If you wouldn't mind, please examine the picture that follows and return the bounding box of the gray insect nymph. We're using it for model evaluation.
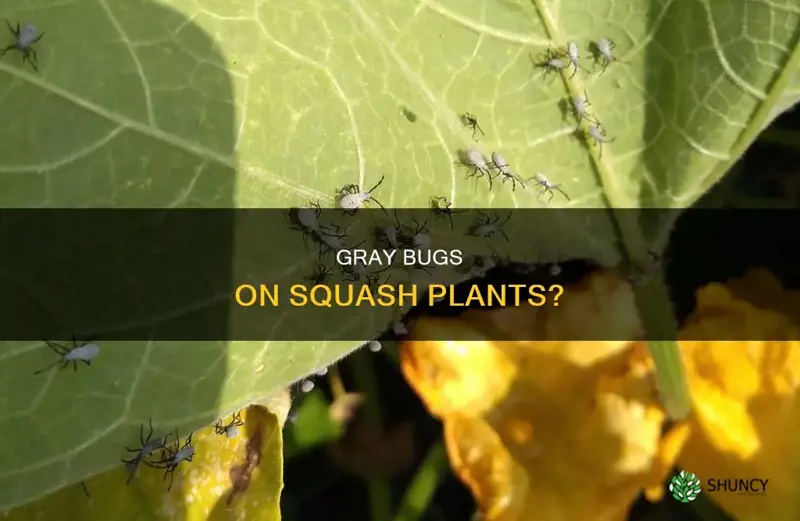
[338,175,387,214]
[571,92,598,127]
[400,217,431,249]
[490,152,527,191]
[150,432,195,491]
[457,146,495,189]
[565,42,585,78]
[591,38,619,74]
[467,211,511,242]
[531,173,570,203]
[214,411,244,439]
[585,124,616,158]
[121,419,168,484]
[532,47,567,81]
[33,336,100,375]
[0,21,44,72]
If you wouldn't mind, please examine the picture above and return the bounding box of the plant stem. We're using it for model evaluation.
[391,442,449,521]
[352,353,393,521]
[634,271,692,419]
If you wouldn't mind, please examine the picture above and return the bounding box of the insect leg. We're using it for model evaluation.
[32,359,62,375]
[555,187,570,201]
[31,32,44,44]
[81,480,91,498]
[568,63,577,79]
[499,230,509,242]
[368,196,388,214]
[0,45,14,59]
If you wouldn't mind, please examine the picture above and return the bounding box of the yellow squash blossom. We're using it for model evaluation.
[401,269,689,521]
[678,268,800,521]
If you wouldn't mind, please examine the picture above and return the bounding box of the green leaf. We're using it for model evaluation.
[0,0,798,511]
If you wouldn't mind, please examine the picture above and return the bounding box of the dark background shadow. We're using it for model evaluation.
[0,0,236,511]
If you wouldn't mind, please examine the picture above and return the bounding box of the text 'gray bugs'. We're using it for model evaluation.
[33,335,100,375]
[0,21,44,72]
[531,173,570,203]
[338,175,387,214]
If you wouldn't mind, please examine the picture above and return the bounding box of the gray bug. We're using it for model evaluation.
[490,152,527,191]
[531,173,569,203]
[33,336,99,375]
[300,379,315,393]
[287,201,343,250]
[214,411,244,439]
[400,218,431,250]
[430,196,460,229]
[306,263,333,285]
[532,48,568,81]
[565,42,586,78]
[0,21,44,72]
[570,92,599,127]
[584,124,616,158]
[375,212,404,249]
[338,175,387,214]
[467,211,511,242]
[314,223,363,260]
[460,112,484,139]
[457,146,495,189]
[151,432,195,491]
[590,38,621,74]
[121,419,168,485]
[367,340,382,352]
[342,260,390,287]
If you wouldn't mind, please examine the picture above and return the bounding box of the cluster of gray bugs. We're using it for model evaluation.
[31,335,245,493]
[533,38,622,158]
[456,145,569,202]
[1,20,44,72]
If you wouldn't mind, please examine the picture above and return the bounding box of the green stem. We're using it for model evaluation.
[526,0,692,420]
[391,442,449,521]
[635,272,692,419]
[352,353,394,521]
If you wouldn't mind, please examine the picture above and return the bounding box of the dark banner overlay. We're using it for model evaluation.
[0,209,796,342]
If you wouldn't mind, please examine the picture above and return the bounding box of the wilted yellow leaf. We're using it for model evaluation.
[401,269,686,521]
[3,404,284,521]
[679,269,800,521]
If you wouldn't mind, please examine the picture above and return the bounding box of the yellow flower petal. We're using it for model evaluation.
[402,269,683,521]
[679,269,800,521]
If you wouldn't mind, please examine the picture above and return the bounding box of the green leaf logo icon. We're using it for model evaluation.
[669,471,702,503]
